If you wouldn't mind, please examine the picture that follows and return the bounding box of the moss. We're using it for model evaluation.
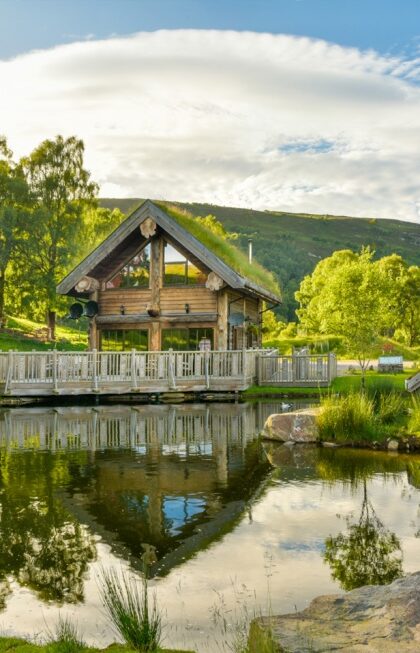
[155,202,280,297]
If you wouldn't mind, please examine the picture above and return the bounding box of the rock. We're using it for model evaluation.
[249,571,420,653]
[263,409,319,443]
[388,439,400,451]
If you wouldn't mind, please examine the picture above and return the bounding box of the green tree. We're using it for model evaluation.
[19,136,98,338]
[295,249,386,384]
[377,254,420,345]
[0,137,31,326]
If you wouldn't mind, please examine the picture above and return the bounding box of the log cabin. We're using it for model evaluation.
[57,200,281,352]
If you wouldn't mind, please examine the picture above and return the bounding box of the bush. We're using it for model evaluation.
[317,393,378,442]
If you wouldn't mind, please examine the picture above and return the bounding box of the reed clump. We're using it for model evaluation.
[47,615,85,653]
[99,567,161,653]
[317,392,378,442]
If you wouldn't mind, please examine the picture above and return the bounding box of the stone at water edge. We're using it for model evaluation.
[263,408,319,443]
[249,571,420,653]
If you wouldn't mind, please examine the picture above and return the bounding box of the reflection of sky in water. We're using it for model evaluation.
[163,496,205,535]
[0,402,418,653]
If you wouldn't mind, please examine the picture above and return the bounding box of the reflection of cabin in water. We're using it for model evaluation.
[57,200,281,351]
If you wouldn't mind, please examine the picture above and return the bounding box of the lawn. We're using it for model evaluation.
[0,316,88,351]
[0,639,194,653]
[243,371,414,397]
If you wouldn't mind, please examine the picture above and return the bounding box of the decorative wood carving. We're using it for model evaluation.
[206,272,224,291]
[140,217,157,239]
[75,276,100,293]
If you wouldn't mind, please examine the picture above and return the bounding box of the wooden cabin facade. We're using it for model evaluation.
[57,201,281,352]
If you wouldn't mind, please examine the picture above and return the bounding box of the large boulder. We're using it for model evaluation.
[249,572,420,652]
[263,408,319,443]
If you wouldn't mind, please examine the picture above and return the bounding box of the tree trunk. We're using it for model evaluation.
[47,310,56,341]
[0,269,5,329]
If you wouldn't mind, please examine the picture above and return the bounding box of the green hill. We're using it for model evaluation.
[100,199,420,320]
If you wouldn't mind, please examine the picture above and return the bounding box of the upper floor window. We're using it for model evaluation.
[164,243,206,286]
[107,244,151,289]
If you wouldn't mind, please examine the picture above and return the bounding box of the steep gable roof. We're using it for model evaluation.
[57,200,281,303]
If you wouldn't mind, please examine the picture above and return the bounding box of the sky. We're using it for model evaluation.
[1,0,420,222]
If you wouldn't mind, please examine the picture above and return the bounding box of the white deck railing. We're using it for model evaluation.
[258,352,337,386]
[0,349,265,394]
[406,372,420,393]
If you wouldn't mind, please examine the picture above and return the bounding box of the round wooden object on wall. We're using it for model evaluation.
[140,217,157,239]
[205,272,224,291]
[74,276,100,293]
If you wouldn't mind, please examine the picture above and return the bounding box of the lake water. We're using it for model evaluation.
[0,401,419,652]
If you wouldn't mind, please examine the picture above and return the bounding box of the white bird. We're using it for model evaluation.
[281,402,292,411]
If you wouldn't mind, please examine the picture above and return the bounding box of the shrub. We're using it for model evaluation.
[99,567,161,652]
[317,393,378,441]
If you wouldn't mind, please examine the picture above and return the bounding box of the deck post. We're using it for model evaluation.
[327,352,331,382]
[168,349,176,389]
[205,350,210,389]
[5,350,13,394]
[131,348,138,389]
[92,349,99,392]
[53,350,58,393]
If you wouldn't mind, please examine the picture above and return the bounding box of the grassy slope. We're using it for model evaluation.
[0,317,88,351]
[100,198,420,320]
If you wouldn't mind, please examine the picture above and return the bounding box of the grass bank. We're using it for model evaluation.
[0,640,194,653]
[244,371,413,398]
[0,317,88,351]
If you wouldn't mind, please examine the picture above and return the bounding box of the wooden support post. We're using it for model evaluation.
[92,349,99,392]
[53,350,58,393]
[149,236,163,351]
[131,348,138,389]
[216,290,228,350]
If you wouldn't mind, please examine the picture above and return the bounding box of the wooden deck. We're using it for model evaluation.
[0,349,337,397]
[0,349,264,396]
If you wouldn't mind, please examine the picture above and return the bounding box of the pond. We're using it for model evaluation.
[0,401,419,652]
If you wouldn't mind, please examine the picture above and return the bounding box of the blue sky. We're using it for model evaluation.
[1,1,420,221]
[1,0,419,60]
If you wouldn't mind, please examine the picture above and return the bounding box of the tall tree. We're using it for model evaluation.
[295,248,386,384]
[20,136,98,338]
[0,137,30,327]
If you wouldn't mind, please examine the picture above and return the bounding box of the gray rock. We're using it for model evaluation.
[249,572,420,652]
[263,409,319,443]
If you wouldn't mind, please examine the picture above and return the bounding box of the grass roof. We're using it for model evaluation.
[155,201,281,297]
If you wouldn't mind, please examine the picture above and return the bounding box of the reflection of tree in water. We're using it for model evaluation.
[0,450,96,609]
[324,479,403,591]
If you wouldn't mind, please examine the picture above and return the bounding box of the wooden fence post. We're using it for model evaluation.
[53,350,58,393]
[131,349,138,389]
[92,349,99,392]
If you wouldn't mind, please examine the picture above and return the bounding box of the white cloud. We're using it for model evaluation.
[1,29,420,222]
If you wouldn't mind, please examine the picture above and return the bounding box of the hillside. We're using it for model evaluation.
[100,199,420,320]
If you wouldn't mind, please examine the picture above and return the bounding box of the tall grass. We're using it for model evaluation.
[317,392,378,441]
[47,615,85,653]
[409,396,420,434]
[99,567,161,652]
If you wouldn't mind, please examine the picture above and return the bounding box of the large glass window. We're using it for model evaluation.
[164,243,206,286]
[107,244,151,289]
[162,328,214,351]
[101,329,149,351]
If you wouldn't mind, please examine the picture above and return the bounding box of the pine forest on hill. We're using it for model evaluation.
[100,198,420,321]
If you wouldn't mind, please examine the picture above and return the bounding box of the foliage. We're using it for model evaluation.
[18,136,98,335]
[99,567,162,652]
[155,202,281,297]
[194,213,237,240]
[324,481,403,590]
[409,396,420,434]
[0,137,31,324]
[317,392,378,441]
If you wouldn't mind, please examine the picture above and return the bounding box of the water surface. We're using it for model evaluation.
[0,401,418,651]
